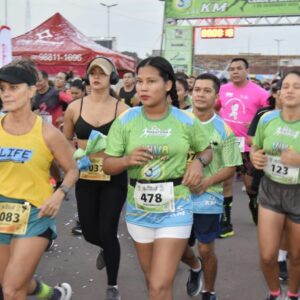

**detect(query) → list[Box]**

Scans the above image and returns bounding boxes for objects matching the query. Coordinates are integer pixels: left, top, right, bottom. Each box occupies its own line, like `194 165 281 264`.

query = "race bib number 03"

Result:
80 157 111 181
264 155 300 184
237 137 245 152
0 202 31 235
134 182 175 213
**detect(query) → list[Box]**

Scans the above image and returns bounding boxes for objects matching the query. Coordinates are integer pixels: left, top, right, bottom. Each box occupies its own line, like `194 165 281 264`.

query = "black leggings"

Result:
75 179 127 286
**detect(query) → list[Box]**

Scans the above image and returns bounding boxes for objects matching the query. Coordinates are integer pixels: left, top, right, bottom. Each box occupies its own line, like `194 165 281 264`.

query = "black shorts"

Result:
237 152 255 176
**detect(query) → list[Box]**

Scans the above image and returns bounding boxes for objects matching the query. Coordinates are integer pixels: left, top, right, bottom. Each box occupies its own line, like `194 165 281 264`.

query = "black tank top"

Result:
74 99 119 139
74 98 127 186
119 86 136 107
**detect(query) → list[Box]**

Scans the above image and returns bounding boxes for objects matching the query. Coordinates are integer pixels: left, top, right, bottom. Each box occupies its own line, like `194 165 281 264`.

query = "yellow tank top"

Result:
0 115 53 207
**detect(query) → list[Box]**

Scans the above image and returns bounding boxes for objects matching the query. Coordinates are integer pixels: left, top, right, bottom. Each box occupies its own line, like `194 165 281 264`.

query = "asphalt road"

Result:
33 181 285 300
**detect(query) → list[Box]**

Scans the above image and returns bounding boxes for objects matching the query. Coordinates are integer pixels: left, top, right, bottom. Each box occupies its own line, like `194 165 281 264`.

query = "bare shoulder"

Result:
116 99 129 116
67 97 83 113
42 122 67 151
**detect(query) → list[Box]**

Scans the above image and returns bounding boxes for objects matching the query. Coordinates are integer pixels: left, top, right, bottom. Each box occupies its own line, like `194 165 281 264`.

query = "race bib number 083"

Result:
0 202 31 235
134 182 175 213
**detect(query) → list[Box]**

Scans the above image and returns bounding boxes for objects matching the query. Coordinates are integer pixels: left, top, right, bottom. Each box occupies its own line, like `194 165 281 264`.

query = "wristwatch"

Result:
59 184 70 197
197 156 208 168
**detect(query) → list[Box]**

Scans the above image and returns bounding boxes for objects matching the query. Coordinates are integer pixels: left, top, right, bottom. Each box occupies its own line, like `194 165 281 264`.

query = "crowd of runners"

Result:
0 55 299 300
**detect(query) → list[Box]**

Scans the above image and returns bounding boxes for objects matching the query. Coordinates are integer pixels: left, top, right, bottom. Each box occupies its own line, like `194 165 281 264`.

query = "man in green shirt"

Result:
183 74 242 300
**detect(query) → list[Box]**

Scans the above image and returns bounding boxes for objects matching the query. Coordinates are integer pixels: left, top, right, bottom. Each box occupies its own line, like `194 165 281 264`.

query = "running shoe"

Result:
186 258 202 297
265 294 283 300
278 261 288 281
96 248 106 270
54 282 72 300
202 291 217 300
71 221 82 236
106 287 121 300
219 223 234 238
45 239 55 252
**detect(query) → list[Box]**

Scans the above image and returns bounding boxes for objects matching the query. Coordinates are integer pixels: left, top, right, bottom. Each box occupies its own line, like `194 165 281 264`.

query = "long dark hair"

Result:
136 56 179 108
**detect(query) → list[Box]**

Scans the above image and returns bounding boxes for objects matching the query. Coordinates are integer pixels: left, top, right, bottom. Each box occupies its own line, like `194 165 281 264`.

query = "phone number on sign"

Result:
37 53 82 62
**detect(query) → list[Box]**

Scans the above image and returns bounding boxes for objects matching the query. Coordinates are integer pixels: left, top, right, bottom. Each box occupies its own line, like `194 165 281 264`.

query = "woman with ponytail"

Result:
103 56 211 300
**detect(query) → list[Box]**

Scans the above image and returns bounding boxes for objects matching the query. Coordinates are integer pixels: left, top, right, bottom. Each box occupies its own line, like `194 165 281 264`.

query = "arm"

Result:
63 104 75 141
116 100 130 115
248 136 253 146
281 149 300 167
199 166 236 194
183 147 212 193
103 147 153 175
250 145 267 170
40 124 79 218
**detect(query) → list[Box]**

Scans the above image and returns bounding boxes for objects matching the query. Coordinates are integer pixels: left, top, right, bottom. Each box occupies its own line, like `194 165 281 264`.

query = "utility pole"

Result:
274 39 284 74
100 2 118 38
25 0 31 31
4 0 8 24
158 0 165 56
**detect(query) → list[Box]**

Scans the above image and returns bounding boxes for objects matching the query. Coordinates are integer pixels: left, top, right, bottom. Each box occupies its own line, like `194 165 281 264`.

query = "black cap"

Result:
0 66 36 86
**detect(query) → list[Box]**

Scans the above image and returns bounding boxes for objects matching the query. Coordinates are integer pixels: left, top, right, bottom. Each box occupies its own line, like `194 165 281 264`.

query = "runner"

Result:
63 57 128 300
103 56 212 300
182 74 242 300
251 70 300 300
176 76 191 110
117 71 138 107
0 59 78 299
33 70 71 128
70 79 86 101
216 57 269 237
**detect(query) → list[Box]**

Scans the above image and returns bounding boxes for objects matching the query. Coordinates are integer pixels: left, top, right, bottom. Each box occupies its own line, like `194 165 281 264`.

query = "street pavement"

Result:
34 181 286 300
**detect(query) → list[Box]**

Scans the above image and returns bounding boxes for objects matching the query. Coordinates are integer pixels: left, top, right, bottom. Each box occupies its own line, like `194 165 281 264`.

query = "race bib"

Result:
134 182 175 213
264 155 300 184
79 157 111 181
237 137 245 152
40 112 52 124
0 202 31 235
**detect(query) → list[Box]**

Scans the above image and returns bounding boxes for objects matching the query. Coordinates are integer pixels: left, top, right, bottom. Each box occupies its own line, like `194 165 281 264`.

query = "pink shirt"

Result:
217 81 269 152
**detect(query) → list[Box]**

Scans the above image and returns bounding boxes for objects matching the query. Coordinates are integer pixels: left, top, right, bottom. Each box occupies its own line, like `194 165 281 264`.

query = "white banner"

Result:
0 26 12 68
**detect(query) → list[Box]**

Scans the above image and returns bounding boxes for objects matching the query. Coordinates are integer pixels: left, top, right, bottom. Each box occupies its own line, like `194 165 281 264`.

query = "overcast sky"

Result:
1 0 299 58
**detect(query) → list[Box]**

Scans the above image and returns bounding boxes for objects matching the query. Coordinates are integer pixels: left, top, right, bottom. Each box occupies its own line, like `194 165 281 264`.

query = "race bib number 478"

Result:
134 182 175 213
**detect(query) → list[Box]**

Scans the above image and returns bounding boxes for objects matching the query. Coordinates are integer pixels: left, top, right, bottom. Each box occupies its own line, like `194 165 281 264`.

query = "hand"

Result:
250 149 267 170
125 147 153 167
182 158 203 190
38 191 64 218
281 149 300 167
197 177 212 194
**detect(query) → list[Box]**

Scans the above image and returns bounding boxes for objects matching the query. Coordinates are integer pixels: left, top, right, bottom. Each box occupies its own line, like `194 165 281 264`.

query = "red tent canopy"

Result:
12 13 136 77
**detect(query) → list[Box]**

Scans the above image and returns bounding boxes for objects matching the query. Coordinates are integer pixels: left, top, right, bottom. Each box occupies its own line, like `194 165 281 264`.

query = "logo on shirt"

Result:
229 104 239 120
0 148 33 163
143 161 162 179
141 126 172 138
275 127 299 139
271 142 289 155
224 98 246 122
